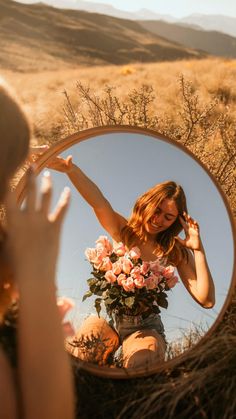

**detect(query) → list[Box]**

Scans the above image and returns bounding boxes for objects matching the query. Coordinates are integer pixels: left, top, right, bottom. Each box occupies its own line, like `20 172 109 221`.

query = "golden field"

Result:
1 57 235 142
2 57 235 214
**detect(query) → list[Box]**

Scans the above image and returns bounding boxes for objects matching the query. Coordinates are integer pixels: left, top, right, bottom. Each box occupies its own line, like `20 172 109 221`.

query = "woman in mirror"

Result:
0 79 75 418
47 154 215 369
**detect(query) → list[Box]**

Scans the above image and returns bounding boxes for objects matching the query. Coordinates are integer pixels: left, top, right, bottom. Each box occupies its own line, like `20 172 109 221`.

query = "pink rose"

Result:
129 246 141 260
162 265 175 279
112 260 122 275
122 277 135 292
133 275 146 289
146 274 159 290
149 260 161 275
130 266 142 278
105 270 117 283
85 247 97 263
96 235 113 253
96 242 108 259
113 241 126 256
117 273 127 285
140 261 150 275
131 266 145 287
100 257 113 272
167 275 179 288
93 261 102 269
93 255 104 269
122 258 133 275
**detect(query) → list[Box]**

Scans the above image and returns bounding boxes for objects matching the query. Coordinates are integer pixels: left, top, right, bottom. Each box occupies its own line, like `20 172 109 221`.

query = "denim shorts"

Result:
110 312 167 344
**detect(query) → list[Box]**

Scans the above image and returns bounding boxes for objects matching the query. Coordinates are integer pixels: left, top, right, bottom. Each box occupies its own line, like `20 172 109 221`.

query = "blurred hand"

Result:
5 168 70 282
46 155 73 174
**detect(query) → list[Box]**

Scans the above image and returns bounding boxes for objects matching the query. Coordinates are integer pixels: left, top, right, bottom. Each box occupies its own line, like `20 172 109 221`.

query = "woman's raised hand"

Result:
175 212 202 251
5 168 70 282
46 155 73 173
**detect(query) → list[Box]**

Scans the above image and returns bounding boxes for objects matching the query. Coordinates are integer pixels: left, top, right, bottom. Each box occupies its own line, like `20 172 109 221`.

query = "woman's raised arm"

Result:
47 156 127 240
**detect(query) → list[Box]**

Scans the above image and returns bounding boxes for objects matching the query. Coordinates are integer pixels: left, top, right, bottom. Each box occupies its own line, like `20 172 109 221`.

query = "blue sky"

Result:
17 0 236 18
38 131 234 344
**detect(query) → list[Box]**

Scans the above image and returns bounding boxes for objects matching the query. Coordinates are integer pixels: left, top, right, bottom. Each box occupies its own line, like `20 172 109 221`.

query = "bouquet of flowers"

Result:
83 236 178 318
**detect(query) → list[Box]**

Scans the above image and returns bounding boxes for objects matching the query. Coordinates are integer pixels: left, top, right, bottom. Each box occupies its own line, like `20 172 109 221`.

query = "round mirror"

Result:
16 126 235 378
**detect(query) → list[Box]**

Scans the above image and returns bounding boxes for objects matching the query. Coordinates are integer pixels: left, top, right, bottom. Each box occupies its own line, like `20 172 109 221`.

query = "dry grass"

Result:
72 292 236 418
2 56 236 139
5 57 232 213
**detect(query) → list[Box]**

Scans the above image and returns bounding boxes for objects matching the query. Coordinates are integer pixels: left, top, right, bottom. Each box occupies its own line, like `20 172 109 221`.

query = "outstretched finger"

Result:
49 187 71 227
193 220 200 231
66 155 73 164
184 212 195 226
40 171 52 214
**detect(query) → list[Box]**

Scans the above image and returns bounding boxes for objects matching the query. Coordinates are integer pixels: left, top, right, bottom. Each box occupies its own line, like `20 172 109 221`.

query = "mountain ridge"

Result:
14 0 236 37
139 19 236 59
0 0 206 72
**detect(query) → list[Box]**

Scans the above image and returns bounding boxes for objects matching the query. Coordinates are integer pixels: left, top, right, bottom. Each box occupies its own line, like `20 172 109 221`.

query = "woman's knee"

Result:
72 316 119 364
122 329 166 369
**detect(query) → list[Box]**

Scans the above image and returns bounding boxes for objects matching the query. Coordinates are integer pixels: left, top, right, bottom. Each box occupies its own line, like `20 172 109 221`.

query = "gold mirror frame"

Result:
16 125 236 379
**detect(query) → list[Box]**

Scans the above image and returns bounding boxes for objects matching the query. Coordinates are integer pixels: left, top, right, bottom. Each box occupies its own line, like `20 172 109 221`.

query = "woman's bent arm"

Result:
177 244 215 308
176 213 215 308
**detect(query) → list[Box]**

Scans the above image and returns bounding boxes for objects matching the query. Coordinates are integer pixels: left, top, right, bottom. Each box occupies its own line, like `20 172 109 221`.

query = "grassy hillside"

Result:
139 19 236 58
0 0 205 71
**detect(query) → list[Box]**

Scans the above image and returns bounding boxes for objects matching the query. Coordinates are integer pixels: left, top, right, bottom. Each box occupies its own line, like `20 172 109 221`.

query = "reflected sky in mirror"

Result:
40 132 234 344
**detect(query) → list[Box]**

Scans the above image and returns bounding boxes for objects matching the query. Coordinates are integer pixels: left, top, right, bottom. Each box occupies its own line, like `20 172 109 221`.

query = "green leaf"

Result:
109 299 118 309
89 284 97 293
110 287 119 296
82 290 93 302
95 298 102 317
102 289 110 298
156 293 168 309
100 280 108 290
87 278 97 286
94 286 103 296
152 305 161 314
105 298 116 305
110 253 119 263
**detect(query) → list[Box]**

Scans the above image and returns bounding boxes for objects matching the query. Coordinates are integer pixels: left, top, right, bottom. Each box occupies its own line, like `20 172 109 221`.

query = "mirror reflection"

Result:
37 131 233 370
